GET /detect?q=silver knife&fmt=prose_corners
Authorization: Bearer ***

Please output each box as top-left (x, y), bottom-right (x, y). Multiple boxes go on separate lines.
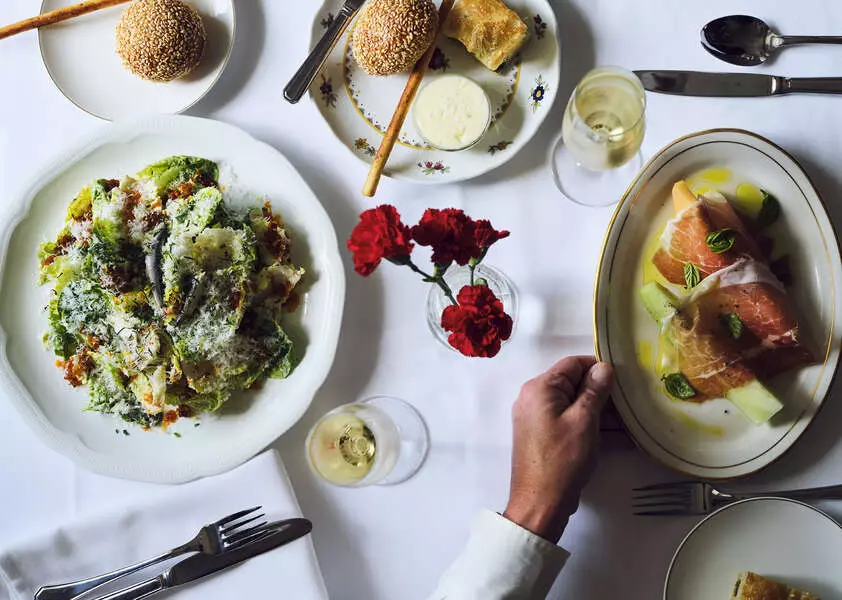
top-left (92, 519), bottom-right (312, 600)
top-left (284, 0), bottom-right (366, 104)
top-left (635, 70), bottom-right (842, 96)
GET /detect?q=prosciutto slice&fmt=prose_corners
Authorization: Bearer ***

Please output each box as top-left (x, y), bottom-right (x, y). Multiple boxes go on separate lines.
top-left (670, 260), bottom-right (813, 398)
top-left (653, 195), bottom-right (764, 285)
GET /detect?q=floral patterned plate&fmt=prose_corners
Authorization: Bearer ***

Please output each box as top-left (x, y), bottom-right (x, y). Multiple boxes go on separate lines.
top-left (308, 0), bottom-right (560, 184)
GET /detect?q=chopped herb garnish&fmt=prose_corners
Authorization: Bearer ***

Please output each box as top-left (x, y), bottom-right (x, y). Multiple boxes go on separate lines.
top-left (721, 312), bottom-right (744, 339)
top-left (122, 429), bottom-right (129, 436)
top-left (173, 432), bottom-right (182, 438)
top-left (684, 262), bottom-right (701, 289)
top-left (705, 229), bottom-right (736, 254)
top-left (757, 190), bottom-right (781, 228)
top-left (194, 422), bottom-right (200, 427)
top-left (663, 373), bottom-right (697, 399)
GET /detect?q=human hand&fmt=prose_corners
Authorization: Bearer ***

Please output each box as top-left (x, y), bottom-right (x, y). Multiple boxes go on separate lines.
top-left (503, 356), bottom-right (615, 543)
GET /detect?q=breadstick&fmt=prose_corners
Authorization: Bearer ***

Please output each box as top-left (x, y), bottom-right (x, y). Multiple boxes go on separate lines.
top-left (362, 0), bottom-right (456, 198)
top-left (0, 0), bottom-right (131, 41)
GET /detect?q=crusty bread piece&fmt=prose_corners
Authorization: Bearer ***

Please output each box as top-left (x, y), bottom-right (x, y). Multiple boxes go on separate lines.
top-left (443, 0), bottom-right (528, 71)
top-left (732, 572), bottom-right (819, 600)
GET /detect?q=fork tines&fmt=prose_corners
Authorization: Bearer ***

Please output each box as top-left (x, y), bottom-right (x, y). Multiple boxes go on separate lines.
top-left (217, 507), bottom-right (276, 551)
top-left (632, 480), bottom-right (707, 516)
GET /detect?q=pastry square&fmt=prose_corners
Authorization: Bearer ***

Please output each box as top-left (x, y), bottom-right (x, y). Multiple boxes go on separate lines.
top-left (732, 572), bottom-right (819, 600)
top-left (443, 0), bottom-right (529, 71)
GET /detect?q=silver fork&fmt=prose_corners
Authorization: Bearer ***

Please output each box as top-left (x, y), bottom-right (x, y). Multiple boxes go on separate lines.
top-left (36, 506), bottom-right (271, 600)
top-left (633, 481), bottom-right (842, 516)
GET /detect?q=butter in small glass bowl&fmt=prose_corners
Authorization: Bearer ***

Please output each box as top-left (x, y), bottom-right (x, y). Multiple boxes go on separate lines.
top-left (412, 75), bottom-right (492, 152)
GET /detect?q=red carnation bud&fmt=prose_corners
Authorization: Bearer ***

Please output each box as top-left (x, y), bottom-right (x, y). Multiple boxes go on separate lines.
top-left (473, 219), bottom-right (510, 249)
top-left (347, 205), bottom-right (414, 276)
top-left (441, 284), bottom-right (513, 358)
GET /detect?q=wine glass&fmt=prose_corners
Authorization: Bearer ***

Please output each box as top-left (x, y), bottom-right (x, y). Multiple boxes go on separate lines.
top-left (549, 66), bottom-right (646, 207)
top-left (305, 396), bottom-right (429, 487)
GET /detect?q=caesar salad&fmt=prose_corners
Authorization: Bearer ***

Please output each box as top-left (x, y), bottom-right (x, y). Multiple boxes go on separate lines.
top-left (38, 156), bottom-right (305, 428)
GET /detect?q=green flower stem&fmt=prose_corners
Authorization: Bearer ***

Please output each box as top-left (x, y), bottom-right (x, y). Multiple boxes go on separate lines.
top-left (407, 260), bottom-right (457, 305)
top-left (468, 250), bottom-right (488, 287)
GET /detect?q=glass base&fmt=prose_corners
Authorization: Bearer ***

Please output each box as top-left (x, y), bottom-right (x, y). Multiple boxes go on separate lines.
top-left (362, 396), bottom-right (429, 486)
top-left (425, 264), bottom-right (519, 353)
top-left (549, 134), bottom-right (643, 208)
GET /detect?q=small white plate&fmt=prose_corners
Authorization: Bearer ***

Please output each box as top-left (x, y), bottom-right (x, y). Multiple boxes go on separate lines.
top-left (665, 498), bottom-right (842, 599)
top-left (308, 0), bottom-right (560, 183)
top-left (38, 0), bottom-right (235, 120)
top-left (0, 115), bottom-right (345, 483)
top-left (595, 129), bottom-right (842, 479)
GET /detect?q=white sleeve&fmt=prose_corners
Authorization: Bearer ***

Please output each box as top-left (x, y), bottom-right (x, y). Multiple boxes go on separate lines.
top-left (428, 509), bottom-right (570, 600)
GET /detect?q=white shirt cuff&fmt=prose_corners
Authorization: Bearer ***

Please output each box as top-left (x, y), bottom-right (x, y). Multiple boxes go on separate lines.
top-left (429, 509), bottom-right (569, 599)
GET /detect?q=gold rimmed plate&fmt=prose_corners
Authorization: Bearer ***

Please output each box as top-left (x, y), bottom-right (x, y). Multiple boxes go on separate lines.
top-left (306, 0), bottom-right (560, 183)
top-left (595, 129), bottom-right (842, 479)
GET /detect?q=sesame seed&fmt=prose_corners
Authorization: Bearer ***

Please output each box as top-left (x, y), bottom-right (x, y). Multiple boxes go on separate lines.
top-left (352, 0), bottom-right (438, 76)
top-left (115, 0), bottom-right (206, 83)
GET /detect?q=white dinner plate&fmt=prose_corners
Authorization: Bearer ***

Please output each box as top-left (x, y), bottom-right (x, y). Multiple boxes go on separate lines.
top-left (0, 115), bottom-right (345, 483)
top-left (308, 0), bottom-right (560, 183)
top-left (39, 0), bottom-right (235, 120)
top-left (665, 498), bottom-right (842, 599)
top-left (595, 129), bottom-right (842, 479)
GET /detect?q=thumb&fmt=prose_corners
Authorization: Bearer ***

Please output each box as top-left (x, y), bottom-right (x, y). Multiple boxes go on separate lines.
top-left (572, 363), bottom-right (614, 418)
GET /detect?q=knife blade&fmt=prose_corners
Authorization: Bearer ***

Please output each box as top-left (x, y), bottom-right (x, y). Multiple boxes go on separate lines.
top-left (284, 0), bottom-right (366, 104)
top-left (94, 519), bottom-right (312, 600)
top-left (635, 70), bottom-right (842, 97)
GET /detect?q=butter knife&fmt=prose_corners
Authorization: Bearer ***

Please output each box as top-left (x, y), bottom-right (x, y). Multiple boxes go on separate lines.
top-left (284, 0), bottom-right (366, 104)
top-left (635, 70), bottom-right (842, 96)
top-left (92, 519), bottom-right (312, 600)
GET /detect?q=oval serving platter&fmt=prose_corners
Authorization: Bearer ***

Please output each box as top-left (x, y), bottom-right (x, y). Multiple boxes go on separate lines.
top-left (595, 129), bottom-right (842, 479)
top-left (0, 115), bottom-right (345, 483)
top-left (307, 0), bottom-right (560, 183)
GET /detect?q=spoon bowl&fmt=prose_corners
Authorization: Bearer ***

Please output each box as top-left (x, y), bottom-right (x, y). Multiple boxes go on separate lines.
top-left (701, 15), bottom-right (775, 66)
top-left (701, 15), bottom-right (842, 67)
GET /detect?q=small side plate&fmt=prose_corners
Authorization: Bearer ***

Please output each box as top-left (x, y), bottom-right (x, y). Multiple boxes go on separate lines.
top-left (665, 498), bottom-right (842, 599)
top-left (38, 0), bottom-right (235, 120)
top-left (307, 0), bottom-right (560, 183)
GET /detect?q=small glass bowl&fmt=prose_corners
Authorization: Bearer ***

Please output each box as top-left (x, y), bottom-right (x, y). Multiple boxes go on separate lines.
top-left (412, 75), bottom-right (492, 152)
top-left (425, 263), bottom-right (519, 352)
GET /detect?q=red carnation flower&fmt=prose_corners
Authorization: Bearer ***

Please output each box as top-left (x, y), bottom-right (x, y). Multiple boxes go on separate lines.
top-left (411, 208), bottom-right (481, 266)
top-left (441, 285), bottom-right (513, 358)
top-left (473, 219), bottom-right (510, 249)
top-left (347, 205), bottom-right (414, 276)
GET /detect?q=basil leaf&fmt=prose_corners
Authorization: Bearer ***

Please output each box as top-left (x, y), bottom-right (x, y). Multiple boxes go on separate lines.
top-left (721, 312), bottom-right (743, 340)
top-left (663, 373), bottom-right (697, 400)
top-left (757, 190), bottom-right (781, 228)
top-left (684, 262), bottom-right (701, 289)
top-left (705, 229), bottom-right (736, 254)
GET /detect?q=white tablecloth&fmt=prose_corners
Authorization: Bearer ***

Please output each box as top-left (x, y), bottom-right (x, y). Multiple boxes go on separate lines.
top-left (3, 1), bottom-right (842, 598)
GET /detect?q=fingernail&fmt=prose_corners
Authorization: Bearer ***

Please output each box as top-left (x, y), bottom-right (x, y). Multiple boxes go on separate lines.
top-left (590, 363), bottom-right (614, 386)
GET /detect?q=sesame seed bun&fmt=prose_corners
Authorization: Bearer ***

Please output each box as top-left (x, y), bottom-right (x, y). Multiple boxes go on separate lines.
top-left (116, 0), bottom-right (206, 83)
top-left (352, 0), bottom-right (438, 76)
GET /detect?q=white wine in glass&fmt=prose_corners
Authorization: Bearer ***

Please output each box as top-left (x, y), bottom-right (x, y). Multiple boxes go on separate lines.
top-left (306, 396), bottom-right (429, 487)
top-left (550, 66), bottom-right (646, 207)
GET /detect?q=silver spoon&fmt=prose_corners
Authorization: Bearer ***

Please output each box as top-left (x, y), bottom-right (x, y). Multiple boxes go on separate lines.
top-left (702, 15), bottom-right (842, 66)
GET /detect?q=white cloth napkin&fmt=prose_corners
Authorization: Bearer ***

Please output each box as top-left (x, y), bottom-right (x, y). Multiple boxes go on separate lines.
top-left (0, 451), bottom-right (328, 600)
